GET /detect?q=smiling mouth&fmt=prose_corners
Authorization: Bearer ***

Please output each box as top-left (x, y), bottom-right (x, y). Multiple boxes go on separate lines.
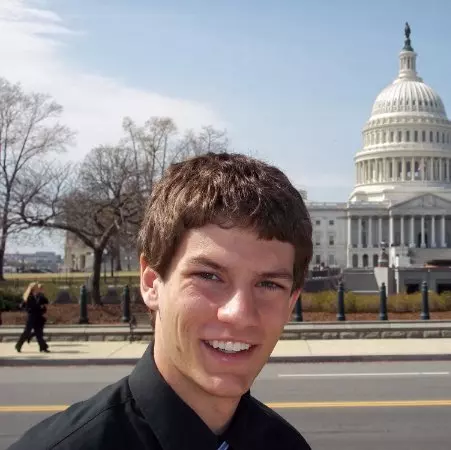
top-left (205, 340), bottom-right (254, 354)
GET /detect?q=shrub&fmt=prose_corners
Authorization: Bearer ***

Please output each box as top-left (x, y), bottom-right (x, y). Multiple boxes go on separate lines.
top-left (0, 288), bottom-right (23, 311)
top-left (300, 290), bottom-right (451, 313)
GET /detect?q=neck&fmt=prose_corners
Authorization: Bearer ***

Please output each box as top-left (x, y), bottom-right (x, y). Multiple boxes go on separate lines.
top-left (153, 334), bottom-right (239, 434)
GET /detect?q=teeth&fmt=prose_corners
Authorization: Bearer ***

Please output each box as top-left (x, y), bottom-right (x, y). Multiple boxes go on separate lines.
top-left (207, 340), bottom-right (251, 353)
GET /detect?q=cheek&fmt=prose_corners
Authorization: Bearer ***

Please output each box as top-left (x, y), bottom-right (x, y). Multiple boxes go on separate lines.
top-left (165, 284), bottom-right (217, 326)
top-left (258, 295), bottom-right (292, 323)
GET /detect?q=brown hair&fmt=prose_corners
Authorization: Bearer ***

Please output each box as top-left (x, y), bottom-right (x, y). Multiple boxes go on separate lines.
top-left (137, 152), bottom-right (312, 294)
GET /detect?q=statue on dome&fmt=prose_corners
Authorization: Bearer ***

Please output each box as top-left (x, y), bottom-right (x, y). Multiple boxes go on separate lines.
top-left (403, 22), bottom-right (413, 51)
top-left (405, 22), bottom-right (411, 40)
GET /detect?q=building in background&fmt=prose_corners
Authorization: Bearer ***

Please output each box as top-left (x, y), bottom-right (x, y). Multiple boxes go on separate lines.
top-left (63, 233), bottom-right (139, 273)
top-left (4, 251), bottom-right (63, 273)
top-left (308, 24), bottom-right (451, 268)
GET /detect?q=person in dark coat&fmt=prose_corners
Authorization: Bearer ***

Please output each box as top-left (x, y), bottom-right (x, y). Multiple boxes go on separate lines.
top-left (26, 283), bottom-right (49, 345)
top-left (15, 282), bottom-right (49, 353)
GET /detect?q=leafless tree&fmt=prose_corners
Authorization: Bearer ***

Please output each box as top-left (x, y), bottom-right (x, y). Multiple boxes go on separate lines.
top-left (0, 78), bottom-right (74, 280)
top-left (19, 145), bottom-right (143, 304)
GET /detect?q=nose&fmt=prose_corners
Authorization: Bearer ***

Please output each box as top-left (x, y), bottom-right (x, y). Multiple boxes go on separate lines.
top-left (217, 288), bottom-right (259, 328)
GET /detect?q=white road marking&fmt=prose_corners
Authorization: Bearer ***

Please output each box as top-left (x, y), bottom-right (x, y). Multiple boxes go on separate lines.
top-left (278, 371), bottom-right (450, 378)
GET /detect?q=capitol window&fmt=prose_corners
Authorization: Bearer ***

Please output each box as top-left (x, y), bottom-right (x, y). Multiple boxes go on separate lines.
top-left (414, 130), bottom-right (418, 142)
top-left (390, 131), bottom-right (394, 142)
top-left (406, 130), bottom-right (410, 142)
top-left (397, 131), bottom-right (402, 142)
top-left (430, 131), bottom-right (433, 142)
top-left (422, 130), bottom-right (426, 142)
top-left (315, 233), bottom-right (321, 246)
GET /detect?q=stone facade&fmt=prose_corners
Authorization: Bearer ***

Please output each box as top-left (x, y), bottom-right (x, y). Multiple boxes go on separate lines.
top-left (63, 232), bottom-right (139, 272)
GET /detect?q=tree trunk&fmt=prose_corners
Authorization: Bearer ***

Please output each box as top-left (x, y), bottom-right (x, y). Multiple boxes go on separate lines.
top-left (110, 255), bottom-right (114, 278)
top-left (0, 197), bottom-right (10, 282)
top-left (0, 243), bottom-right (5, 282)
top-left (91, 248), bottom-right (104, 305)
top-left (115, 241), bottom-right (122, 271)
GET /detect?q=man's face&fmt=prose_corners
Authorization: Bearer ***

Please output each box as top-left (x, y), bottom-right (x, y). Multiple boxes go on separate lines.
top-left (141, 224), bottom-right (300, 399)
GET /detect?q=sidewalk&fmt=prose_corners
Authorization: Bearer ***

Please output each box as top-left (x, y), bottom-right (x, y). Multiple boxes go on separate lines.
top-left (1, 339), bottom-right (451, 366)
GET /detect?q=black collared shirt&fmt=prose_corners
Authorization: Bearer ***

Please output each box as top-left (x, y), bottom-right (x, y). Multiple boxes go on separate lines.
top-left (8, 344), bottom-right (312, 450)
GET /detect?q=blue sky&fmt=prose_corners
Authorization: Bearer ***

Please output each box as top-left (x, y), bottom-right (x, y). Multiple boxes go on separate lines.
top-left (2, 0), bottom-right (451, 253)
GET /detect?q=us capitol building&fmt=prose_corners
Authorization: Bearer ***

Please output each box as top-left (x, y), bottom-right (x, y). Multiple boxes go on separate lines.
top-left (64, 24), bottom-right (451, 274)
top-left (307, 24), bottom-right (451, 270)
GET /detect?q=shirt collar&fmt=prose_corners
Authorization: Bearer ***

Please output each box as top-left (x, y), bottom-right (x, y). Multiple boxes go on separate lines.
top-left (129, 342), bottom-right (251, 450)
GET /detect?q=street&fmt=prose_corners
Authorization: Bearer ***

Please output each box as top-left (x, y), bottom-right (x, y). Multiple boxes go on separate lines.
top-left (1, 361), bottom-right (451, 449)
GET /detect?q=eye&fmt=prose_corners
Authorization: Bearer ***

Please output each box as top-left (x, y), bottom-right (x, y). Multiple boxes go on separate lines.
top-left (195, 272), bottom-right (221, 282)
top-left (259, 280), bottom-right (283, 291)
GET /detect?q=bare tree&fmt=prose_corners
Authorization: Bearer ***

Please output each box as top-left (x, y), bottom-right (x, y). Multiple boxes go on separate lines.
top-left (0, 78), bottom-right (73, 280)
top-left (19, 145), bottom-right (143, 304)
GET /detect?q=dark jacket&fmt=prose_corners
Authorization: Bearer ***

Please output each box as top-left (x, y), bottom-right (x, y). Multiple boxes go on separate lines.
top-left (20, 294), bottom-right (48, 325)
top-left (7, 343), bottom-right (312, 450)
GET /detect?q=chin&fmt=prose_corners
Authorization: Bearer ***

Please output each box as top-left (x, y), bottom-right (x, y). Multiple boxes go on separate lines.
top-left (201, 374), bottom-right (251, 399)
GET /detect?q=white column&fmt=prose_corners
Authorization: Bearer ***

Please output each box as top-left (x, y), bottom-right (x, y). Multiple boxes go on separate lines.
top-left (447, 159), bottom-right (450, 182)
top-left (378, 217), bottom-right (382, 245)
top-left (430, 158), bottom-right (434, 180)
top-left (347, 215), bottom-right (352, 246)
top-left (389, 214), bottom-right (394, 246)
top-left (432, 216), bottom-right (436, 247)
top-left (441, 216), bottom-right (446, 247)
top-left (369, 217), bottom-right (373, 248)
top-left (358, 217), bottom-right (362, 248)
top-left (384, 158), bottom-right (388, 182)
top-left (421, 216), bottom-right (425, 248)
top-left (410, 216), bottom-right (415, 246)
top-left (401, 158), bottom-right (406, 181)
top-left (440, 159), bottom-right (444, 181)
top-left (411, 157), bottom-right (415, 180)
top-left (347, 215), bottom-right (352, 266)
top-left (400, 216), bottom-right (405, 246)
top-left (392, 158), bottom-right (396, 181)
top-left (421, 157), bottom-right (425, 181)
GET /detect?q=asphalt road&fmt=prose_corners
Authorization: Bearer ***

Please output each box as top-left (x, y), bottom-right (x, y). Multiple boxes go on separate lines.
top-left (1, 361), bottom-right (451, 449)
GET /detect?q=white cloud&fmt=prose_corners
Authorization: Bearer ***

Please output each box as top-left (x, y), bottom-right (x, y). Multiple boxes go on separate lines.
top-left (1, 0), bottom-right (226, 254)
top-left (0, 0), bottom-right (226, 161)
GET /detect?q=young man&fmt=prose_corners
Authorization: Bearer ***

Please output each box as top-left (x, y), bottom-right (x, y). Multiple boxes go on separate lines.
top-left (8, 152), bottom-right (313, 450)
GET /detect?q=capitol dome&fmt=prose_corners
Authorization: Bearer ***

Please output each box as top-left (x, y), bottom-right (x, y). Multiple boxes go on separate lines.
top-left (371, 80), bottom-right (446, 118)
top-left (350, 23), bottom-right (451, 204)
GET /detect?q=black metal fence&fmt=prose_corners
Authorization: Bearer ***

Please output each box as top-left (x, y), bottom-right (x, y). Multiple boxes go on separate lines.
top-left (291, 280), bottom-right (434, 323)
top-left (74, 281), bottom-right (436, 325)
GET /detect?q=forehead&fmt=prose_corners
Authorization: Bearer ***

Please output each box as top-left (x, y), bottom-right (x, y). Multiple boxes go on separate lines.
top-left (176, 225), bottom-right (295, 270)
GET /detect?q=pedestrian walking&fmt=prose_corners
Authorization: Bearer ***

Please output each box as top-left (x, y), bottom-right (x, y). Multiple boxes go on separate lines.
top-left (26, 283), bottom-right (49, 345)
top-left (8, 152), bottom-right (313, 449)
top-left (14, 282), bottom-right (49, 353)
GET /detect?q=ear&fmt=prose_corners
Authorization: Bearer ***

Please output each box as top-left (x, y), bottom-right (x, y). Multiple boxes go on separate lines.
top-left (140, 254), bottom-right (161, 312)
top-left (287, 289), bottom-right (302, 322)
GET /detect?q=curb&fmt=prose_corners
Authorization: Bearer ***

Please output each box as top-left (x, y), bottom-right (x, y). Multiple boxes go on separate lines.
top-left (2, 353), bottom-right (451, 367)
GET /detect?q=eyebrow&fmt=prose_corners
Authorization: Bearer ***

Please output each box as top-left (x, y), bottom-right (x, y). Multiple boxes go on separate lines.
top-left (187, 256), bottom-right (293, 281)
